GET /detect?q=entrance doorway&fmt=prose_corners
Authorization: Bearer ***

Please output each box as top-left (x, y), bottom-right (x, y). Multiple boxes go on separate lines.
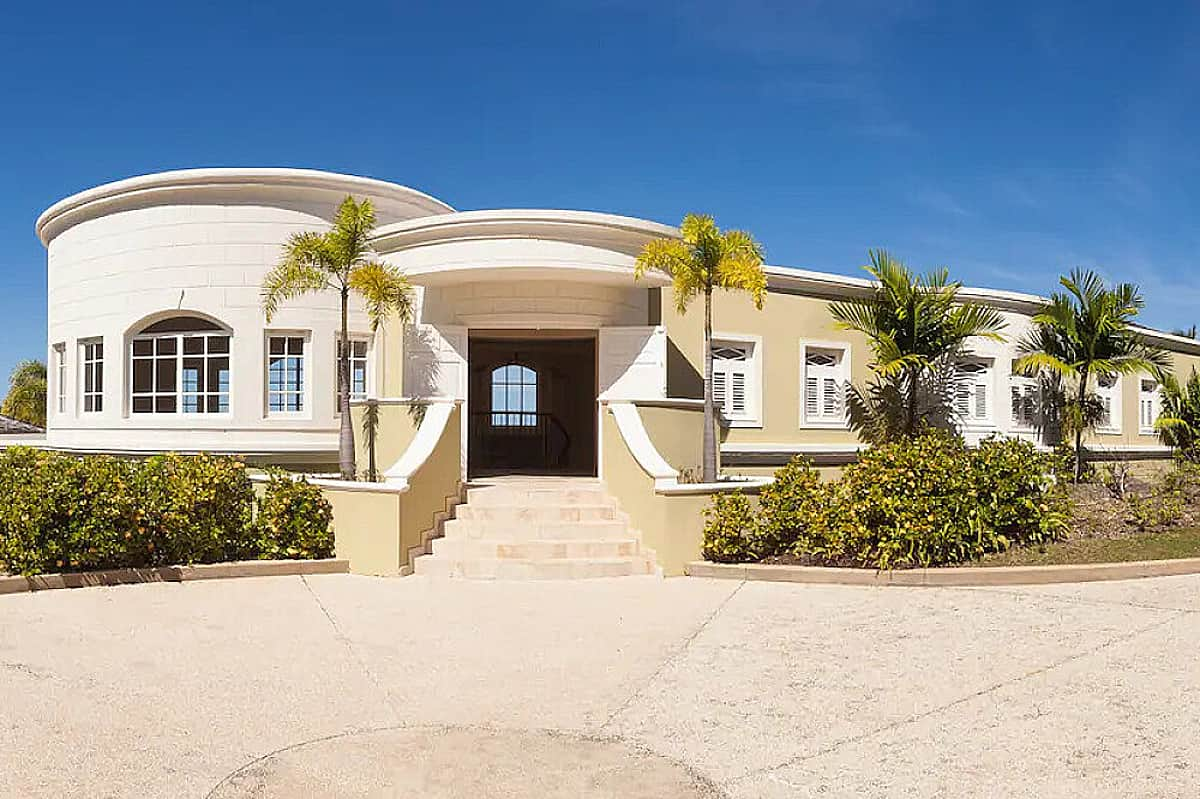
top-left (467, 334), bottom-right (598, 478)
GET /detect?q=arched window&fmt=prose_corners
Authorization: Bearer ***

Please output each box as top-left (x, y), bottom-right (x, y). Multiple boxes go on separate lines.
top-left (131, 316), bottom-right (231, 414)
top-left (490, 364), bottom-right (537, 427)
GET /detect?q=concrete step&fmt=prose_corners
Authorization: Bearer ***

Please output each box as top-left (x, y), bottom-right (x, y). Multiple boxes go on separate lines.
top-left (431, 537), bottom-right (641, 560)
top-left (413, 555), bottom-right (656, 580)
top-left (441, 518), bottom-right (630, 541)
top-left (464, 486), bottom-right (611, 506)
top-left (455, 504), bottom-right (620, 523)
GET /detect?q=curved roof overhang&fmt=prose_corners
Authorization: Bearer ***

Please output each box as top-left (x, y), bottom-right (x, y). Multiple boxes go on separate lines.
top-left (371, 209), bottom-right (677, 288)
top-left (36, 168), bottom-right (454, 246)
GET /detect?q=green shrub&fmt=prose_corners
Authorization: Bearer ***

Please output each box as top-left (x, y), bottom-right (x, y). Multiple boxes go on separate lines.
top-left (787, 433), bottom-right (1067, 569)
top-left (701, 491), bottom-right (758, 563)
top-left (132, 453), bottom-right (256, 565)
top-left (0, 448), bottom-right (336, 576)
top-left (754, 457), bottom-right (822, 558)
top-left (255, 471), bottom-right (334, 559)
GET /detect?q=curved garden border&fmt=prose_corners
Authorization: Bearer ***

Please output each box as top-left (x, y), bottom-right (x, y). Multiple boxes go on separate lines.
top-left (0, 558), bottom-right (348, 596)
top-left (685, 557), bottom-right (1200, 587)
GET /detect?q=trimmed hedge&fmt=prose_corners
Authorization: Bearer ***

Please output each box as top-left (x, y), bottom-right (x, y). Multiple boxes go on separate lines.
top-left (0, 448), bottom-right (334, 576)
top-left (702, 433), bottom-right (1069, 569)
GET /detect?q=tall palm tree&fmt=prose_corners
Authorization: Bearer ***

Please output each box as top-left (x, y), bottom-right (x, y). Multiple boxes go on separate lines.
top-left (262, 196), bottom-right (416, 480)
top-left (2, 359), bottom-right (48, 428)
top-left (1014, 268), bottom-right (1167, 481)
top-left (830, 250), bottom-right (1006, 440)
top-left (1156, 368), bottom-right (1200, 459)
top-left (635, 214), bottom-right (766, 482)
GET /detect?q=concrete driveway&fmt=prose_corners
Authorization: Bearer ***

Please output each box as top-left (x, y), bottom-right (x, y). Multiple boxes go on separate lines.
top-left (2, 573), bottom-right (1198, 798)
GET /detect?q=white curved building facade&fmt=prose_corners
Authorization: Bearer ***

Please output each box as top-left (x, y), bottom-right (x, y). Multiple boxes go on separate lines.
top-left (37, 169), bottom-right (453, 464)
top-left (36, 167), bottom-right (1200, 475)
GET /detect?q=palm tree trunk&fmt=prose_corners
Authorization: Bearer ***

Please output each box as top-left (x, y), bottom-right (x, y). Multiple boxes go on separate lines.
top-left (702, 288), bottom-right (717, 483)
top-left (1074, 368), bottom-right (1088, 482)
top-left (338, 286), bottom-right (356, 480)
top-left (906, 368), bottom-right (918, 437)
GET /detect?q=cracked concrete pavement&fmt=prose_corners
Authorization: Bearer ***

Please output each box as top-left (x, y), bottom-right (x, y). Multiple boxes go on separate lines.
top-left (2, 573), bottom-right (1199, 797)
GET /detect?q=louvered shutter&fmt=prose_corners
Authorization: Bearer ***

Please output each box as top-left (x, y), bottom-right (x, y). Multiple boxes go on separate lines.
top-left (805, 375), bottom-right (820, 417)
top-left (731, 372), bottom-right (747, 416)
top-left (712, 371), bottom-right (727, 413)
top-left (822, 376), bottom-right (840, 416)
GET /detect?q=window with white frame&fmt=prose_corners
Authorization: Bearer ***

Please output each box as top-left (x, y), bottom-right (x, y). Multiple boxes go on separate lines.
top-left (711, 340), bottom-right (758, 424)
top-left (801, 345), bottom-right (848, 426)
top-left (1096, 372), bottom-right (1121, 433)
top-left (1010, 371), bottom-right (1039, 430)
top-left (336, 338), bottom-right (369, 403)
top-left (81, 339), bottom-right (103, 413)
top-left (267, 335), bottom-right (306, 413)
top-left (53, 343), bottom-right (66, 414)
top-left (131, 317), bottom-right (230, 414)
top-left (1138, 376), bottom-right (1160, 434)
top-left (490, 363), bottom-right (538, 426)
top-left (954, 359), bottom-right (993, 425)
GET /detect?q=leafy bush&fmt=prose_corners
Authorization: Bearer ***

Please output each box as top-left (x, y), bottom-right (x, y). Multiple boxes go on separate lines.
top-left (795, 433), bottom-right (1067, 568)
top-left (255, 471), bottom-right (334, 559)
top-left (754, 457), bottom-right (822, 558)
top-left (132, 453), bottom-right (256, 565)
top-left (0, 448), bottom-right (336, 576)
top-left (700, 433), bottom-right (1069, 570)
top-left (701, 491), bottom-right (758, 563)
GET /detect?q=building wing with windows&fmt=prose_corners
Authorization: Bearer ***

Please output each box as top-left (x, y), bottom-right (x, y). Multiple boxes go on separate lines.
top-left (33, 168), bottom-right (1200, 473)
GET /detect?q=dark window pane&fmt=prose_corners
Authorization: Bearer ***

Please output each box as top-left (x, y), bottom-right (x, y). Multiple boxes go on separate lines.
top-left (183, 337), bottom-right (204, 355)
top-left (132, 396), bottom-right (153, 413)
top-left (95, 362), bottom-right (103, 389)
top-left (182, 359), bottom-right (203, 392)
top-left (156, 337), bottom-right (177, 356)
top-left (155, 396), bottom-right (177, 413)
top-left (207, 359), bottom-right (228, 392)
top-left (156, 359), bottom-right (176, 392)
top-left (84, 368), bottom-right (94, 394)
top-left (269, 337), bottom-right (285, 355)
top-left (140, 316), bottom-right (221, 334)
top-left (132, 339), bottom-right (153, 357)
top-left (208, 336), bottom-right (229, 354)
top-left (287, 337), bottom-right (303, 355)
top-left (132, 360), bottom-right (153, 393)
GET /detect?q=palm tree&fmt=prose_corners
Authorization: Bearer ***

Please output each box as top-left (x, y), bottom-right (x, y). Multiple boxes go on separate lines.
top-left (262, 196), bottom-right (416, 480)
top-left (1155, 369), bottom-right (1200, 459)
top-left (830, 250), bottom-right (1006, 440)
top-left (2, 359), bottom-right (48, 428)
top-left (635, 214), bottom-right (766, 483)
top-left (1015, 268), bottom-right (1167, 481)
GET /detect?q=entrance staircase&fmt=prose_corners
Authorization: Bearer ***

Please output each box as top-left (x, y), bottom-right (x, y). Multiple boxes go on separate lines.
top-left (413, 477), bottom-right (658, 579)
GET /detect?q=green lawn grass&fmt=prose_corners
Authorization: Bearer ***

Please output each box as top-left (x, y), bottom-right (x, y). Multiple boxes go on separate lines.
top-left (971, 527), bottom-right (1200, 567)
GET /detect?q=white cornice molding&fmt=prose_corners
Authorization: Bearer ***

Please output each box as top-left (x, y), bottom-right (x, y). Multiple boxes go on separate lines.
top-left (370, 209), bottom-right (678, 254)
top-left (36, 168), bottom-right (454, 245)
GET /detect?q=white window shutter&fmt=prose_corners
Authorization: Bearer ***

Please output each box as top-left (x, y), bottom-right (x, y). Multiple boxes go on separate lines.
top-left (822, 376), bottom-right (839, 416)
top-left (974, 377), bottom-right (988, 420)
top-left (805, 375), bottom-right (819, 417)
top-left (731, 372), bottom-right (747, 415)
top-left (712, 370), bottom-right (727, 414)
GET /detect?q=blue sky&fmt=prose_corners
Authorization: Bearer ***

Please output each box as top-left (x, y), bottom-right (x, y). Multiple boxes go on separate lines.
top-left (2, 1), bottom-right (1200, 380)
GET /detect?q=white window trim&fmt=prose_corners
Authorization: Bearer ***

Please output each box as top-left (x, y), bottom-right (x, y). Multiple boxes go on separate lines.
top-left (53, 343), bottom-right (66, 416)
top-left (129, 330), bottom-right (233, 417)
top-left (335, 334), bottom-right (373, 411)
top-left (79, 337), bottom-right (104, 414)
top-left (799, 340), bottom-right (851, 429)
top-left (954, 357), bottom-right (996, 429)
top-left (1009, 370), bottom-right (1040, 432)
top-left (711, 332), bottom-right (762, 428)
top-left (1095, 373), bottom-right (1122, 435)
top-left (265, 331), bottom-right (311, 418)
top-left (1138, 374), bottom-right (1160, 436)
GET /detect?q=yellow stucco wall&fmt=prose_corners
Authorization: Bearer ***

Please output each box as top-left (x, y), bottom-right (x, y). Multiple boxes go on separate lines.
top-left (350, 402), bottom-right (424, 474)
top-left (324, 486), bottom-right (405, 575)
top-left (663, 289), bottom-right (871, 447)
top-left (322, 405), bottom-right (463, 576)
top-left (635, 404), bottom-right (706, 474)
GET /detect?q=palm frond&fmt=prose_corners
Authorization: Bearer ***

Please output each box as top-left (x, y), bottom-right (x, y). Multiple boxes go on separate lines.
top-left (261, 257), bottom-right (330, 321)
top-left (347, 261), bottom-right (417, 332)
